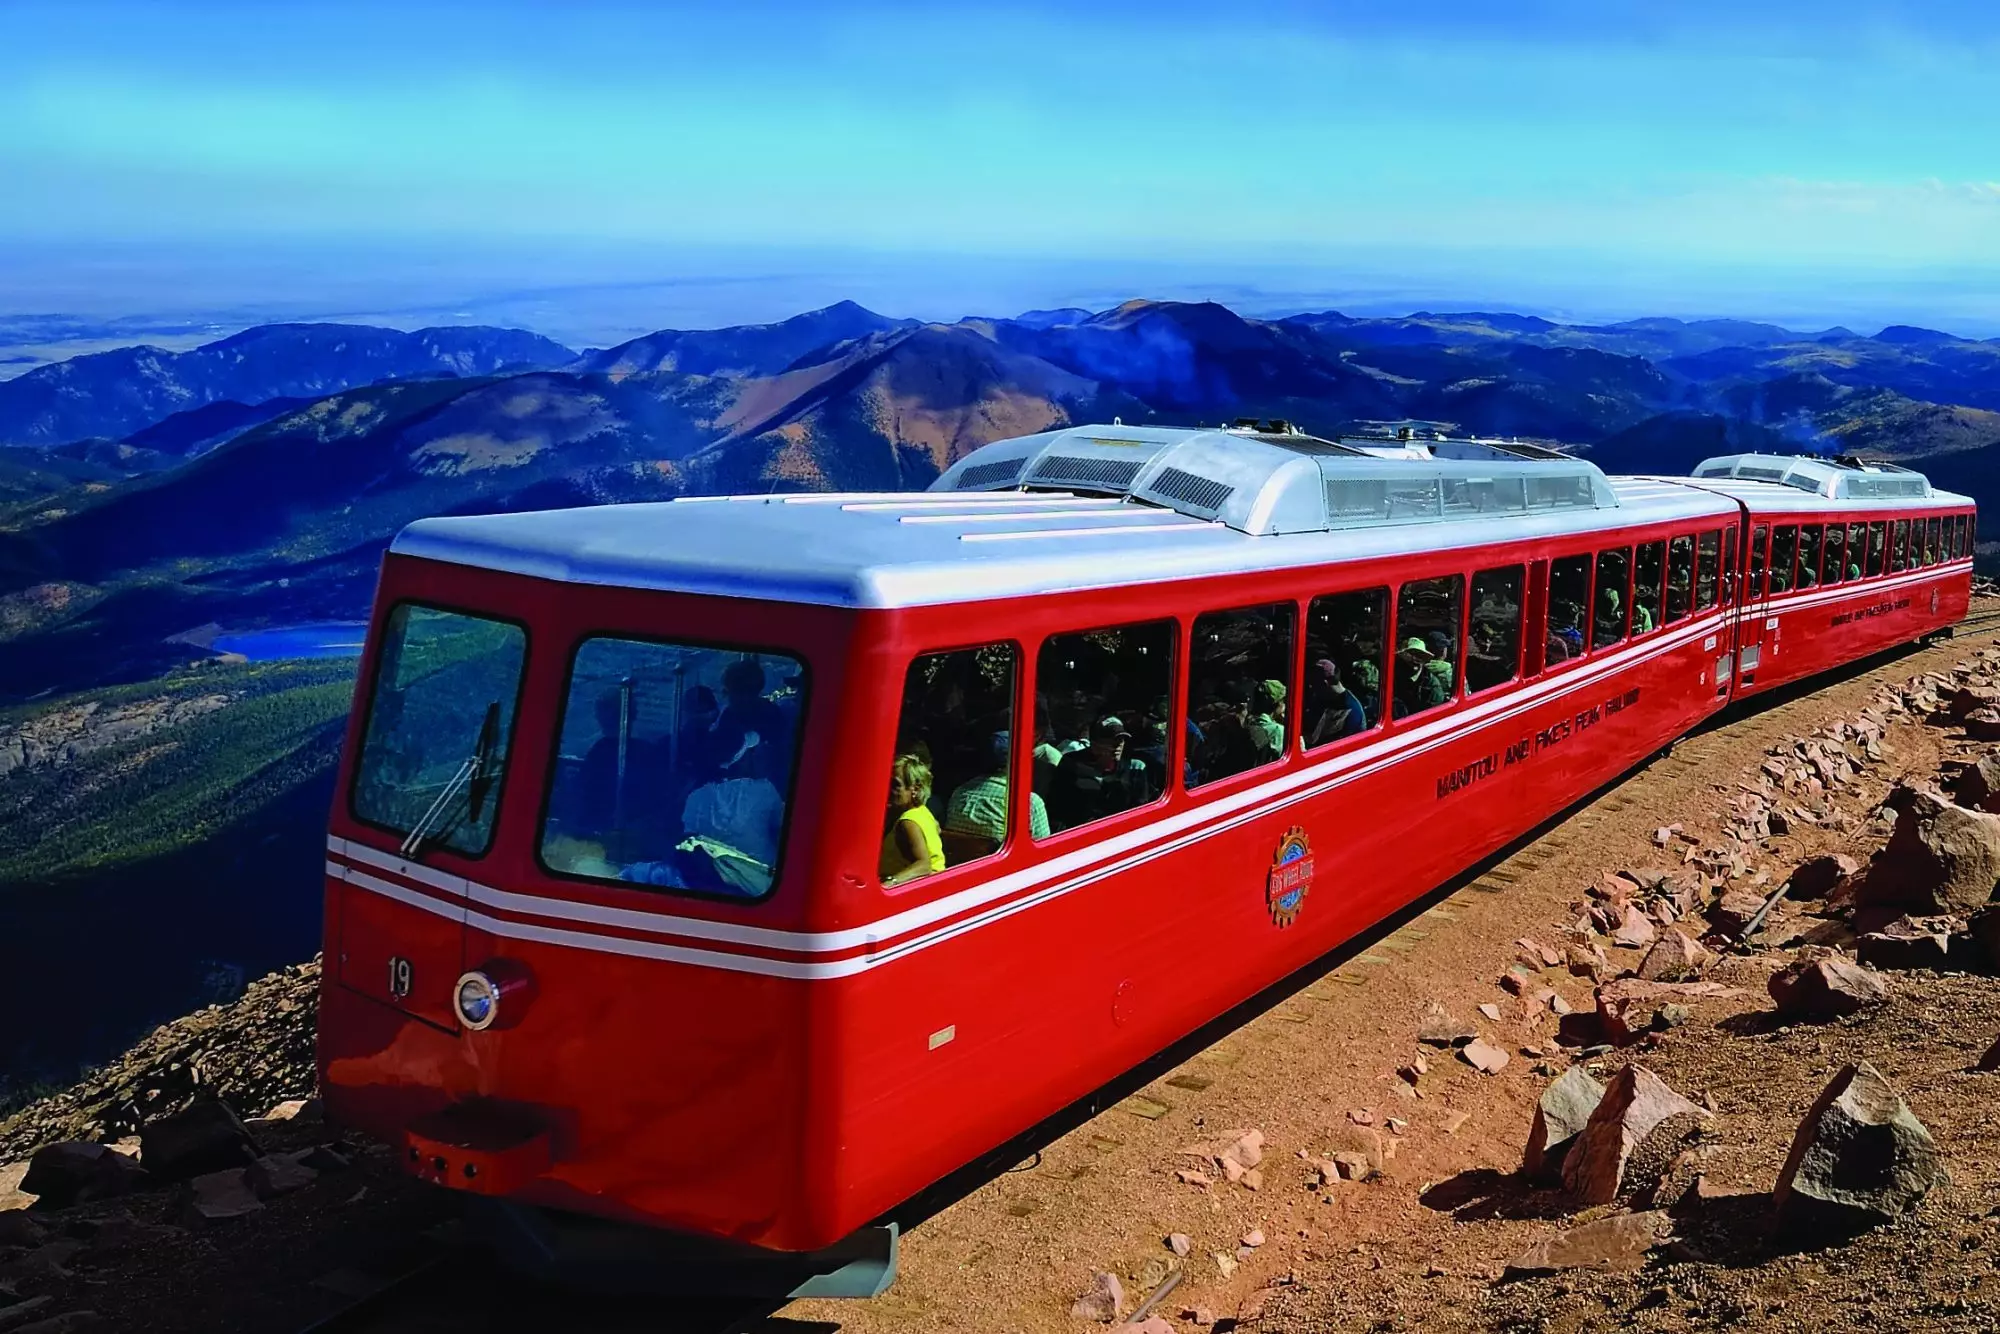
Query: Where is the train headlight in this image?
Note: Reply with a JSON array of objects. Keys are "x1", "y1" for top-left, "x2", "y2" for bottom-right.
[{"x1": 454, "y1": 972, "x2": 499, "y2": 1029}]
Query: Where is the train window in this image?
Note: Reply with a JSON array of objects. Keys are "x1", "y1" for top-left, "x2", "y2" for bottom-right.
[
  {"x1": 1891, "y1": 519, "x2": 1909, "y2": 571},
  {"x1": 1722, "y1": 526, "x2": 1739, "y2": 604},
  {"x1": 1546, "y1": 555, "x2": 1592, "y2": 665},
  {"x1": 1467, "y1": 566, "x2": 1523, "y2": 693},
  {"x1": 1796, "y1": 524, "x2": 1822, "y2": 589},
  {"x1": 1965, "y1": 515, "x2": 1976, "y2": 558},
  {"x1": 1749, "y1": 526, "x2": 1768, "y2": 601},
  {"x1": 1632, "y1": 541, "x2": 1665, "y2": 633},
  {"x1": 1955, "y1": 515, "x2": 1969, "y2": 559},
  {"x1": 1695, "y1": 531, "x2": 1720, "y2": 610},
  {"x1": 352, "y1": 604, "x2": 527, "y2": 859},
  {"x1": 1304, "y1": 587, "x2": 1387, "y2": 748},
  {"x1": 540, "y1": 638, "x2": 807, "y2": 899},
  {"x1": 876, "y1": 644, "x2": 1019, "y2": 883},
  {"x1": 1665, "y1": 536, "x2": 1695, "y2": 623},
  {"x1": 1038, "y1": 622, "x2": 1174, "y2": 835},
  {"x1": 1593, "y1": 548, "x2": 1631, "y2": 648},
  {"x1": 1928, "y1": 517, "x2": 1943, "y2": 565},
  {"x1": 1188, "y1": 603, "x2": 1295, "y2": 789},
  {"x1": 1393, "y1": 576, "x2": 1463, "y2": 719},
  {"x1": 1822, "y1": 524, "x2": 1846, "y2": 587},
  {"x1": 1770, "y1": 526, "x2": 1797, "y2": 594},
  {"x1": 1867, "y1": 522, "x2": 1887, "y2": 576},
  {"x1": 1845, "y1": 523, "x2": 1866, "y2": 579}
]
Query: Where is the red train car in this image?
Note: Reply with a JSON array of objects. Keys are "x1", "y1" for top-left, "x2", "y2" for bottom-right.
[{"x1": 315, "y1": 425, "x2": 1971, "y2": 1287}]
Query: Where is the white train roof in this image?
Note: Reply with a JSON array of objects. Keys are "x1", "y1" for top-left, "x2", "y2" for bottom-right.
[
  {"x1": 393, "y1": 424, "x2": 1752, "y2": 610},
  {"x1": 1676, "y1": 453, "x2": 1970, "y2": 515}
]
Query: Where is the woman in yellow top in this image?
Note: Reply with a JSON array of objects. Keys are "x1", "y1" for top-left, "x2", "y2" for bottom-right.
[{"x1": 880, "y1": 753, "x2": 945, "y2": 885}]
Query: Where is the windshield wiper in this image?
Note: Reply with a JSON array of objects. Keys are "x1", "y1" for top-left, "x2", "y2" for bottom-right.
[{"x1": 399, "y1": 701, "x2": 501, "y2": 859}]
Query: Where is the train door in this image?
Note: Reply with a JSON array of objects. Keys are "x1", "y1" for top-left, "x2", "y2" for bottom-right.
[{"x1": 1734, "y1": 523, "x2": 1770, "y2": 691}]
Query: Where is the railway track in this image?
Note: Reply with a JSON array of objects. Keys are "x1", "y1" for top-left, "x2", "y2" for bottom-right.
[{"x1": 295, "y1": 605, "x2": 2000, "y2": 1334}]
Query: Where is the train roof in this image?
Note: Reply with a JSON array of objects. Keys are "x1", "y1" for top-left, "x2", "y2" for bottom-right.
[
  {"x1": 1680, "y1": 453, "x2": 1971, "y2": 513},
  {"x1": 393, "y1": 425, "x2": 1744, "y2": 611}
]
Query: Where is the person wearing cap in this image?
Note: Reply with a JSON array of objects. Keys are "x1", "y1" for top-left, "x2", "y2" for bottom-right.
[
  {"x1": 1048, "y1": 714, "x2": 1140, "y2": 832},
  {"x1": 1305, "y1": 658, "x2": 1367, "y2": 746},
  {"x1": 1246, "y1": 679, "x2": 1287, "y2": 762},
  {"x1": 945, "y1": 730, "x2": 1049, "y2": 849},
  {"x1": 1395, "y1": 635, "x2": 1453, "y2": 716}
]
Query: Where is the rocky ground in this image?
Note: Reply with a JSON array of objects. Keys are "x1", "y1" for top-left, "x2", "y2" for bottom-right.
[{"x1": 3, "y1": 621, "x2": 2000, "y2": 1334}]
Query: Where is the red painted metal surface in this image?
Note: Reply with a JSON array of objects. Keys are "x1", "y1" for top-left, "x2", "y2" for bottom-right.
[{"x1": 317, "y1": 497, "x2": 1973, "y2": 1255}]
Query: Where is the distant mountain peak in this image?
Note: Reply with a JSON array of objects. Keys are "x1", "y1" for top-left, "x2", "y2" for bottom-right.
[{"x1": 1873, "y1": 324, "x2": 1961, "y2": 346}]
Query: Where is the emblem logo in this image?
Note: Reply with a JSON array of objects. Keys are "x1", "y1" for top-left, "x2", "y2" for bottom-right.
[{"x1": 1266, "y1": 826, "x2": 1314, "y2": 928}]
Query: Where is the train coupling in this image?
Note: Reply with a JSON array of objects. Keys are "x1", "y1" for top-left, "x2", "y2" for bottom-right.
[{"x1": 402, "y1": 1098, "x2": 552, "y2": 1196}]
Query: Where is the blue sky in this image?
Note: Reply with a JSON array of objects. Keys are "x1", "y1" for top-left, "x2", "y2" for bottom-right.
[{"x1": 4, "y1": 0, "x2": 1998, "y2": 335}]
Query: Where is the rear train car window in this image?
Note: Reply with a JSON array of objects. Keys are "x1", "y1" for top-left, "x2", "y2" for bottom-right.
[
  {"x1": 540, "y1": 638, "x2": 807, "y2": 900},
  {"x1": 1633, "y1": 541, "x2": 1665, "y2": 633},
  {"x1": 1867, "y1": 522, "x2": 1887, "y2": 576},
  {"x1": 1547, "y1": 555, "x2": 1591, "y2": 665},
  {"x1": 1695, "y1": 531, "x2": 1720, "y2": 610},
  {"x1": 1892, "y1": 520, "x2": 1909, "y2": 572},
  {"x1": 1394, "y1": 576, "x2": 1463, "y2": 719},
  {"x1": 1770, "y1": 526, "x2": 1798, "y2": 593},
  {"x1": 1665, "y1": 536, "x2": 1694, "y2": 622},
  {"x1": 879, "y1": 644, "x2": 1019, "y2": 884},
  {"x1": 1188, "y1": 604, "x2": 1294, "y2": 789},
  {"x1": 1467, "y1": 566, "x2": 1523, "y2": 694},
  {"x1": 1845, "y1": 523, "x2": 1866, "y2": 579},
  {"x1": 352, "y1": 604, "x2": 527, "y2": 859},
  {"x1": 1797, "y1": 524, "x2": 1822, "y2": 589},
  {"x1": 1593, "y1": 548, "x2": 1631, "y2": 648},
  {"x1": 1037, "y1": 622, "x2": 1173, "y2": 836},
  {"x1": 1822, "y1": 524, "x2": 1847, "y2": 586},
  {"x1": 1304, "y1": 587, "x2": 1387, "y2": 748}
]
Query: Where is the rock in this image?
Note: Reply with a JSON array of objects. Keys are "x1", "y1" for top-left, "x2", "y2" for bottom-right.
[
  {"x1": 1865, "y1": 783, "x2": 2000, "y2": 913},
  {"x1": 1653, "y1": 825, "x2": 1682, "y2": 847},
  {"x1": 296, "y1": 1144, "x2": 352, "y2": 1173},
  {"x1": 1789, "y1": 853, "x2": 1862, "y2": 900},
  {"x1": 1856, "y1": 915, "x2": 1963, "y2": 971},
  {"x1": 1442, "y1": 1111, "x2": 1471, "y2": 1136},
  {"x1": 1129, "y1": 1320, "x2": 1174, "y2": 1334},
  {"x1": 247, "y1": 1152, "x2": 318, "y2": 1199},
  {"x1": 1971, "y1": 904, "x2": 2000, "y2": 967},
  {"x1": 1978, "y1": 1035, "x2": 2000, "y2": 1073},
  {"x1": 1174, "y1": 1168, "x2": 1211, "y2": 1188},
  {"x1": 1595, "y1": 978, "x2": 1739, "y2": 1046},
  {"x1": 1711, "y1": 890, "x2": 1768, "y2": 938},
  {"x1": 184, "y1": 1167, "x2": 264, "y2": 1223},
  {"x1": 1637, "y1": 930, "x2": 1710, "y2": 982},
  {"x1": 1396, "y1": 1054, "x2": 1428, "y2": 1085},
  {"x1": 1504, "y1": 1210, "x2": 1672, "y2": 1275},
  {"x1": 1330, "y1": 1151, "x2": 1373, "y2": 1181},
  {"x1": 1167, "y1": 1231, "x2": 1192, "y2": 1257},
  {"x1": 1968, "y1": 709, "x2": 2000, "y2": 741},
  {"x1": 1240, "y1": 1227, "x2": 1264, "y2": 1248},
  {"x1": 1954, "y1": 752, "x2": 2000, "y2": 811},
  {"x1": 1775, "y1": 1061, "x2": 1946, "y2": 1236},
  {"x1": 140, "y1": 1100, "x2": 259, "y2": 1182},
  {"x1": 249, "y1": 1097, "x2": 320, "y2": 1126},
  {"x1": 1562, "y1": 1065, "x2": 1708, "y2": 1206},
  {"x1": 1516, "y1": 937, "x2": 1562, "y2": 969},
  {"x1": 1460, "y1": 1040, "x2": 1509, "y2": 1074},
  {"x1": 1768, "y1": 955, "x2": 1890, "y2": 1020},
  {"x1": 1417, "y1": 1001, "x2": 1475, "y2": 1047},
  {"x1": 1500, "y1": 970, "x2": 1533, "y2": 996},
  {"x1": 1523, "y1": 1067, "x2": 1605, "y2": 1181},
  {"x1": 0, "y1": 1208, "x2": 48, "y2": 1247},
  {"x1": 1566, "y1": 941, "x2": 1612, "y2": 980},
  {"x1": 1612, "y1": 906, "x2": 1658, "y2": 950},
  {"x1": 1071, "y1": 1271, "x2": 1124, "y2": 1322},
  {"x1": 1550, "y1": 993, "x2": 1575, "y2": 1016},
  {"x1": 1477, "y1": 1002, "x2": 1503, "y2": 1022},
  {"x1": 0, "y1": 1299, "x2": 54, "y2": 1332},
  {"x1": 1212, "y1": 1251, "x2": 1238, "y2": 1278},
  {"x1": 18, "y1": 1142, "x2": 148, "y2": 1209},
  {"x1": 0, "y1": 1162, "x2": 34, "y2": 1214}
]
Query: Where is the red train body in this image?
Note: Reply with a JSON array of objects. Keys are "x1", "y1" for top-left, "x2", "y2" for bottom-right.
[{"x1": 316, "y1": 430, "x2": 1972, "y2": 1263}]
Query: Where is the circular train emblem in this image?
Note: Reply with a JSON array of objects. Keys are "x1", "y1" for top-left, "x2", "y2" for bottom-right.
[{"x1": 1266, "y1": 826, "x2": 1314, "y2": 928}]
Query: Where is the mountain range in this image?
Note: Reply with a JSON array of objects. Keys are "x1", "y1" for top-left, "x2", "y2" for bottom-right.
[{"x1": 1, "y1": 297, "x2": 1997, "y2": 699}]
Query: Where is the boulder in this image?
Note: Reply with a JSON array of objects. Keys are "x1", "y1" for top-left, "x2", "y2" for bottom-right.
[
  {"x1": 1561, "y1": 1065, "x2": 1708, "y2": 1206},
  {"x1": 1789, "y1": 853, "x2": 1862, "y2": 901},
  {"x1": 1711, "y1": 890, "x2": 1768, "y2": 938},
  {"x1": 0, "y1": 1160, "x2": 34, "y2": 1214},
  {"x1": 140, "y1": 1100, "x2": 259, "y2": 1182},
  {"x1": 1566, "y1": 941, "x2": 1612, "y2": 980},
  {"x1": 1972, "y1": 904, "x2": 2000, "y2": 967},
  {"x1": 1637, "y1": 930, "x2": 1710, "y2": 982},
  {"x1": 1953, "y1": 752, "x2": 2000, "y2": 812},
  {"x1": 1768, "y1": 955, "x2": 1889, "y2": 1020},
  {"x1": 183, "y1": 1168, "x2": 264, "y2": 1223},
  {"x1": 1503, "y1": 1210, "x2": 1672, "y2": 1275},
  {"x1": 1612, "y1": 906, "x2": 1658, "y2": 950},
  {"x1": 1070, "y1": 1271, "x2": 1124, "y2": 1323},
  {"x1": 1522, "y1": 1067, "x2": 1605, "y2": 1181},
  {"x1": 1775, "y1": 1061, "x2": 1946, "y2": 1236},
  {"x1": 0, "y1": 1207, "x2": 48, "y2": 1247},
  {"x1": 1864, "y1": 783, "x2": 2000, "y2": 913},
  {"x1": 1978, "y1": 1035, "x2": 2000, "y2": 1073},
  {"x1": 1417, "y1": 1000, "x2": 1476, "y2": 1047},
  {"x1": 18, "y1": 1142, "x2": 149, "y2": 1209},
  {"x1": 1855, "y1": 915, "x2": 1963, "y2": 971}
]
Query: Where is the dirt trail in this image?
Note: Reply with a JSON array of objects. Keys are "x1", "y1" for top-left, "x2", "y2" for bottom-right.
[{"x1": 785, "y1": 617, "x2": 2000, "y2": 1334}]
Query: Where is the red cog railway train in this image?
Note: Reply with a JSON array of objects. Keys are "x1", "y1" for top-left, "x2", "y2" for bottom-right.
[{"x1": 316, "y1": 423, "x2": 1974, "y2": 1285}]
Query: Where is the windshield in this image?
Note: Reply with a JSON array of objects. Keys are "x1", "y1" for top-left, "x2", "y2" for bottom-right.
[
  {"x1": 351, "y1": 604, "x2": 527, "y2": 857},
  {"x1": 540, "y1": 637, "x2": 807, "y2": 900}
]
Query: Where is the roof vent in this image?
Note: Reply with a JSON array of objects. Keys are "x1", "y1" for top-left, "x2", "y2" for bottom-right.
[
  {"x1": 1147, "y1": 466, "x2": 1236, "y2": 514},
  {"x1": 953, "y1": 459, "x2": 1025, "y2": 490},
  {"x1": 1026, "y1": 454, "x2": 1145, "y2": 492}
]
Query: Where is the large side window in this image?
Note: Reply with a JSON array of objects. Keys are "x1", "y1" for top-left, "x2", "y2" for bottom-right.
[
  {"x1": 1748, "y1": 526, "x2": 1767, "y2": 601},
  {"x1": 1467, "y1": 566, "x2": 1523, "y2": 693},
  {"x1": 1393, "y1": 576, "x2": 1463, "y2": 719},
  {"x1": 1844, "y1": 522, "x2": 1866, "y2": 579},
  {"x1": 1962, "y1": 514, "x2": 1974, "y2": 559},
  {"x1": 1722, "y1": 525, "x2": 1739, "y2": 604},
  {"x1": 1796, "y1": 524, "x2": 1822, "y2": 589},
  {"x1": 1770, "y1": 526, "x2": 1797, "y2": 594},
  {"x1": 354, "y1": 605, "x2": 527, "y2": 859},
  {"x1": 1593, "y1": 548, "x2": 1631, "y2": 648},
  {"x1": 1304, "y1": 587, "x2": 1387, "y2": 748},
  {"x1": 1695, "y1": 530, "x2": 1720, "y2": 610},
  {"x1": 1632, "y1": 540, "x2": 1665, "y2": 633},
  {"x1": 1666, "y1": 535, "x2": 1695, "y2": 622},
  {"x1": 1547, "y1": 554, "x2": 1592, "y2": 665},
  {"x1": 1037, "y1": 621, "x2": 1174, "y2": 834},
  {"x1": 541, "y1": 638, "x2": 806, "y2": 899},
  {"x1": 1929, "y1": 516, "x2": 1944, "y2": 565},
  {"x1": 1187, "y1": 604, "x2": 1294, "y2": 789},
  {"x1": 878, "y1": 644, "x2": 1018, "y2": 884},
  {"x1": 1954, "y1": 515, "x2": 1968, "y2": 559},
  {"x1": 1867, "y1": 521, "x2": 1887, "y2": 577},
  {"x1": 1891, "y1": 519, "x2": 1909, "y2": 572},
  {"x1": 1822, "y1": 523, "x2": 1847, "y2": 587}
]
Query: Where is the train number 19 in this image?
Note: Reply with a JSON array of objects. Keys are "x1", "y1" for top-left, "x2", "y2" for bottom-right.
[{"x1": 387, "y1": 955, "x2": 413, "y2": 998}]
